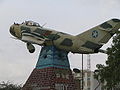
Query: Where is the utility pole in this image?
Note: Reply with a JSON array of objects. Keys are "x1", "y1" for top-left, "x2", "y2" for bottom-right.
[
  {"x1": 87, "y1": 54, "x2": 91, "y2": 90},
  {"x1": 82, "y1": 54, "x2": 84, "y2": 90},
  {"x1": 87, "y1": 54, "x2": 91, "y2": 71}
]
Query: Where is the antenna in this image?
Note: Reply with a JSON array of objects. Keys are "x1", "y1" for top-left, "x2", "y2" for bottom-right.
[{"x1": 41, "y1": 23, "x2": 47, "y2": 27}]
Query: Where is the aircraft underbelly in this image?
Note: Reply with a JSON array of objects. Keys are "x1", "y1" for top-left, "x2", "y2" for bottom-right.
[
  {"x1": 54, "y1": 42, "x2": 93, "y2": 54},
  {"x1": 22, "y1": 31, "x2": 99, "y2": 54},
  {"x1": 78, "y1": 47, "x2": 94, "y2": 54},
  {"x1": 53, "y1": 37, "x2": 91, "y2": 53},
  {"x1": 22, "y1": 35, "x2": 45, "y2": 45}
]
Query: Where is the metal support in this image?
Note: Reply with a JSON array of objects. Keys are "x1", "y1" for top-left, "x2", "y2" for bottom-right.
[{"x1": 82, "y1": 54, "x2": 84, "y2": 90}]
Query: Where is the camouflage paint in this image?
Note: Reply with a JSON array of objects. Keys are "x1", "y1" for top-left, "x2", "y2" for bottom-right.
[
  {"x1": 34, "y1": 28, "x2": 60, "y2": 40},
  {"x1": 112, "y1": 19, "x2": 120, "y2": 22},
  {"x1": 10, "y1": 19, "x2": 120, "y2": 54},
  {"x1": 100, "y1": 22, "x2": 113, "y2": 29},
  {"x1": 82, "y1": 41, "x2": 102, "y2": 50},
  {"x1": 21, "y1": 26, "x2": 31, "y2": 32},
  {"x1": 34, "y1": 28, "x2": 47, "y2": 35},
  {"x1": 60, "y1": 38, "x2": 73, "y2": 46},
  {"x1": 46, "y1": 34, "x2": 60, "y2": 40}
]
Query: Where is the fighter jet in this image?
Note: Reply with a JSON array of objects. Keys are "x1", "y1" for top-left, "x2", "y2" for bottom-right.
[{"x1": 9, "y1": 19, "x2": 120, "y2": 54}]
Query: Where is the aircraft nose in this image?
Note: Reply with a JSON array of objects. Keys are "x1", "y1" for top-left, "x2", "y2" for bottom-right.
[{"x1": 9, "y1": 25, "x2": 16, "y2": 37}]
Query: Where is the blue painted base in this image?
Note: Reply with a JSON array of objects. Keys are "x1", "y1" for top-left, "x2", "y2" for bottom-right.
[{"x1": 36, "y1": 46, "x2": 70, "y2": 69}]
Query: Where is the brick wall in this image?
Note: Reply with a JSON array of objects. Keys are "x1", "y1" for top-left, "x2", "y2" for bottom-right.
[{"x1": 22, "y1": 67, "x2": 76, "y2": 90}]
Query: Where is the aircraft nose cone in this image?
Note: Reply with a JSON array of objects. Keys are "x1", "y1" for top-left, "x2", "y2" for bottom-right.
[{"x1": 9, "y1": 26, "x2": 16, "y2": 37}]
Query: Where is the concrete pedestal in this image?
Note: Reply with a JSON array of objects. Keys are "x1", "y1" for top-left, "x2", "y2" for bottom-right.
[{"x1": 22, "y1": 46, "x2": 76, "y2": 90}]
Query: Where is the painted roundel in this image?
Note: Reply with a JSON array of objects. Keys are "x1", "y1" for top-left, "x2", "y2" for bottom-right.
[{"x1": 92, "y1": 30, "x2": 98, "y2": 38}]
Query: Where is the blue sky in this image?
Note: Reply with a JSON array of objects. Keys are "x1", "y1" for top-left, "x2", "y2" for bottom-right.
[{"x1": 0, "y1": 0, "x2": 120, "y2": 84}]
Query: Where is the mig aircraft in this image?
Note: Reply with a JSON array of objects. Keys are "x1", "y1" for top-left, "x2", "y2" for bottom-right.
[{"x1": 9, "y1": 19, "x2": 120, "y2": 54}]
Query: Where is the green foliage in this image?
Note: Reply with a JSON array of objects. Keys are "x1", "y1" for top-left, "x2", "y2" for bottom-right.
[
  {"x1": 0, "y1": 81, "x2": 22, "y2": 90},
  {"x1": 94, "y1": 32, "x2": 120, "y2": 90}
]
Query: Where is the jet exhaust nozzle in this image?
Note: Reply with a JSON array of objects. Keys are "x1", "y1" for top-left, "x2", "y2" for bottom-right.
[{"x1": 98, "y1": 49, "x2": 107, "y2": 54}]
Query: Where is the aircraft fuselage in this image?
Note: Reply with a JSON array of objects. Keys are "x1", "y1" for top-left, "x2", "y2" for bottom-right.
[
  {"x1": 10, "y1": 19, "x2": 120, "y2": 54},
  {"x1": 10, "y1": 22, "x2": 95, "y2": 54}
]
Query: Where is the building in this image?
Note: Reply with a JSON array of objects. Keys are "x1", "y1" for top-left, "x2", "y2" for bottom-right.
[{"x1": 73, "y1": 70, "x2": 102, "y2": 90}]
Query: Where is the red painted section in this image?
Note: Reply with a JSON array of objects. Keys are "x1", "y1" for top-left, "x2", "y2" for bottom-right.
[{"x1": 22, "y1": 67, "x2": 76, "y2": 90}]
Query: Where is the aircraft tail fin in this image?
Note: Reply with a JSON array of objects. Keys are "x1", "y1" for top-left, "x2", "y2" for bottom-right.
[{"x1": 76, "y1": 19, "x2": 120, "y2": 45}]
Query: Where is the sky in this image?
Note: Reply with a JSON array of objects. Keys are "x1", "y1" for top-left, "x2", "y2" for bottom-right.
[{"x1": 0, "y1": 0, "x2": 120, "y2": 84}]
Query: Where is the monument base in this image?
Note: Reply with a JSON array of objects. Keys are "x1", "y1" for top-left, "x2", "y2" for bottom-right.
[
  {"x1": 22, "y1": 67, "x2": 76, "y2": 90},
  {"x1": 22, "y1": 46, "x2": 76, "y2": 90}
]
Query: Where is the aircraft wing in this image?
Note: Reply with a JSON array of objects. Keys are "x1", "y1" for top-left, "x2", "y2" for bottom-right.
[
  {"x1": 76, "y1": 18, "x2": 120, "y2": 53},
  {"x1": 77, "y1": 19, "x2": 120, "y2": 44}
]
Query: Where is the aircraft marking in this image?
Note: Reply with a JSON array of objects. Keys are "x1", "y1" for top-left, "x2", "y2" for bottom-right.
[{"x1": 92, "y1": 30, "x2": 98, "y2": 38}]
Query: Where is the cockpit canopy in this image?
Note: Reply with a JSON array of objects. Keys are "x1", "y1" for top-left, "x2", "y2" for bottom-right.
[{"x1": 22, "y1": 21, "x2": 41, "y2": 27}]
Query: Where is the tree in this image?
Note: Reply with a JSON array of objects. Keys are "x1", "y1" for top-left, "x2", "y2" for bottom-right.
[
  {"x1": 94, "y1": 32, "x2": 120, "y2": 90},
  {"x1": 0, "y1": 81, "x2": 22, "y2": 90}
]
